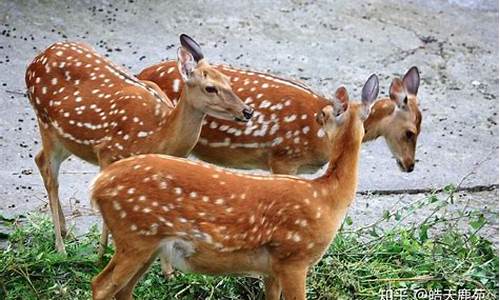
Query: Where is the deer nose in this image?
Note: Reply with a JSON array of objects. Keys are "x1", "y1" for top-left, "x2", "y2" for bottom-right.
[
  {"x1": 407, "y1": 163, "x2": 414, "y2": 173},
  {"x1": 242, "y1": 107, "x2": 254, "y2": 120}
]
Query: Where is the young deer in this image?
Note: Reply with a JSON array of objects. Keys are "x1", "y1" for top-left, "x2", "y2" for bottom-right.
[
  {"x1": 25, "y1": 34, "x2": 253, "y2": 254},
  {"x1": 90, "y1": 74, "x2": 379, "y2": 300},
  {"x1": 139, "y1": 63, "x2": 421, "y2": 174}
]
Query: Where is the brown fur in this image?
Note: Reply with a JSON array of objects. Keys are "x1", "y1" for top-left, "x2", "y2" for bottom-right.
[
  {"x1": 25, "y1": 41, "x2": 249, "y2": 255},
  {"x1": 90, "y1": 88, "x2": 368, "y2": 299},
  {"x1": 138, "y1": 61, "x2": 422, "y2": 174}
]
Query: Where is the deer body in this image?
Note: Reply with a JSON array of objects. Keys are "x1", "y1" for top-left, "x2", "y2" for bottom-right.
[
  {"x1": 139, "y1": 62, "x2": 421, "y2": 174},
  {"x1": 90, "y1": 76, "x2": 379, "y2": 300},
  {"x1": 26, "y1": 43, "x2": 175, "y2": 163},
  {"x1": 25, "y1": 36, "x2": 251, "y2": 254}
]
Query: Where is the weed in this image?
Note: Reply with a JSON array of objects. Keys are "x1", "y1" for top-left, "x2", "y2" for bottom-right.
[{"x1": 0, "y1": 187, "x2": 497, "y2": 299}]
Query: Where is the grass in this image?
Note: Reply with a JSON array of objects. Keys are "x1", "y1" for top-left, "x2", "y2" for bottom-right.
[{"x1": 0, "y1": 185, "x2": 498, "y2": 299}]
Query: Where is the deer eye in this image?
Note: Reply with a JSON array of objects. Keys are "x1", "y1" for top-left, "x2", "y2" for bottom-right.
[
  {"x1": 205, "y1": 86, "x2": 218, "y2": 94},
  {"x1": 334, "y1": 107, "x2": 344, "y2": 117},
  {"x1": 406, "y1": 130, "x2": 415, "y2": 139}
]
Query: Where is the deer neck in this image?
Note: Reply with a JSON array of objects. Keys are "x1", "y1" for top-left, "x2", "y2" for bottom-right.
[
  {"x1": 158, "y1": 88, "x2": 206, "y2": 157},
  {"x1": 362, "y1": 99, "x2": 396, "y2": 142},
  {"x1": 314, "y1": 115, "x2": 363, "y2": 210}
]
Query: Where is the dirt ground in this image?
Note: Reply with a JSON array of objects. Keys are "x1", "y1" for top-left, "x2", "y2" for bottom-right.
[{"x1": 0, "y1": 0, "x2": 498, "y2": 244}]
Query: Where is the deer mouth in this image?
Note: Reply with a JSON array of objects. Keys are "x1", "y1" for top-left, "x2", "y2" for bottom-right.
[
  {"x1": 234, "y1": 116, "x2": 250, "y2": 123},
  {"x1": 234, "y1": 107, "x2": 254, "y2": 123},
  {"x1": 396, "y1": 159, "x2": 414, "y2": 173}
]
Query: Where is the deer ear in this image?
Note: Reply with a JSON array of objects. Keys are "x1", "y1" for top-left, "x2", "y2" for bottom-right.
[
  {"x1": 315, "y1": 106, "x2": 331, "y2": 126},
  {"x1": 362, "y1": 74, "x2": 379, "y2": 105},
  {"x1": 361, "y1": 74, "x2": 379, "y2": 118},
  {"x1": 403, "y1": 66, "x2": 420, "y2": 96},
  {"x1": 179, "y1": 34, "x2": 204, "y2": 62},
  {"x1": 177, "y1": 47, "x2": 196, "y2": 82},
  {"x1": 334, "y1": 86, "x2": 349, "y2": 113},
  {"x1": 389, "y1": 77, "x2": 408, "y2": 110},
  {"x1": 330, "y1": 86, "x2": 350, "y2": 124}
]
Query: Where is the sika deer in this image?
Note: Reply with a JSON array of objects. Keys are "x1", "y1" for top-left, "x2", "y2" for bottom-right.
[
  {"x1": 364, "y1": 67, "x2": 421, "y2": 172},
  {"x1": 25, "y1": 34, "x2": 252, "y2": 254},
  {"x1": 139, "y1": 63, "x2": 421, "y2": 174},
  {"x1": 90, "y1": 74, "x2": 379, "y2": 300}
]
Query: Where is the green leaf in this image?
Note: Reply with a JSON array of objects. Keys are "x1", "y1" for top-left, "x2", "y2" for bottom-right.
[
  {"x1": 369, "y1": 227, "x2": 379, "y2": 238},
  {"x1": 419, "y1": 224, "x2": 429, "y2": 242},
  {"x1": 36, "y1": 251, "x2": 44, "y2": 260},
  {"x1": 469, "y1": 214, "x2": 487, "y2": 230},
  {"x1": 443, "y1": 184, "x2": 456, "y2": 194}
]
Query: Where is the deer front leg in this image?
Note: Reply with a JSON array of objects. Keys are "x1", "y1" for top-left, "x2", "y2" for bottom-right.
[
  {"x1": 96, "y1": 153, "x2": 114, "y2": 263},
  {"x1": 276, "y1": 266, "x2": 307, "y2": 300},
  {"x1": 264, "y1": 275, "x2": 281, "y2": 300},
  {"x1": 34, "y1": 133, "x2": 70, "y2": 253},
  {"x1": 98, "y1": 224, "x2": 109, "y2": 263}
]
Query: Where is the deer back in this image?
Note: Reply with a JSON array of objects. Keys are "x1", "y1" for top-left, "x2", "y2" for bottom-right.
[
  {"x1": 138, "y1": 61, "x2": 332, "y2": 170},
  {"x1": 25, "y1": 42, "x2": 173, "y2": 162}
]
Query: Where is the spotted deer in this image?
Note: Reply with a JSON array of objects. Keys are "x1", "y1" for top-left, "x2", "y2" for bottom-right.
[
  {"x1": 25, "y1": 34, "x2": 253, "y2": 255},
  {"x1": 90, "y1": 74, "x2": 379, "y2": 300},
  {"x1": 139, "y1": 63, "x2": 421, "y2": 174}
]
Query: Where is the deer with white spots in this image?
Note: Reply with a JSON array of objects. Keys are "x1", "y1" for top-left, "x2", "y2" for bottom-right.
[
  {"x1": 90, "y1": 74, "x2": 379, "y2": 300},
  {"x1": 25, "y1": 34, "x2": 253, "y2": 255},
  {"x1": 139, "y1": 63, "x2": 421, "y2": 174}
]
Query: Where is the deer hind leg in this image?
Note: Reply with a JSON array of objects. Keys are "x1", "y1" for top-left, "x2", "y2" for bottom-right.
[
  {"x1": 264, "y1": 275, "x2": 281, "y2": 300},
  {"x1": 115, "y1": 252, "x2": 159, "y2": 300},
  {"x1": 92, "y1": 246, "x2": 158, "y2": 300},
  {"x1": 34, "y1": 130, "x2": 71, "y2": 253},
  {"x1": 276, "y1": 266, "x2": 307, "y2": 300},
  {"x1": 91, "y1": 254, "x2": 118, "y2": 295}
]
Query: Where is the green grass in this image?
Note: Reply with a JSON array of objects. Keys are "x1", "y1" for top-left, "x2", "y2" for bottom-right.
[{"x1": 0, "y1": 186, "x2": 498, "y2": 299}]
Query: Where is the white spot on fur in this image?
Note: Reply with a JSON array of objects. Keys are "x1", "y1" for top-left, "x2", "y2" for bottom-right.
[
  {"x1": 172, "y1": 79, "x2": 180, "y2": 92},
  {"x1": 317, "y1": 128, "x2": 326, "y2": 138},
  {"x1": 284, "y1": 115, "x2": 297, "y2": 123},
  {"x1": 259, "y1": 100, "x2": 271, "y2": 109}
]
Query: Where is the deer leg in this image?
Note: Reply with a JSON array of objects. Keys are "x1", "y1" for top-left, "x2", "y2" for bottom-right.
[
  {"x1": 91, "y1": 254, "x2": 118, "y2": 294},
  {"x1": 34, "y1": 131, "x2": 70, "y2": 253},
  {"x1": 264, "y1": 275, "x2": 281, "y2": 300},
  {"x1": 92, "y1": 246, "x2": 158, "y2": 300},
  {"x1": 96, "y1": 156, "x2": 113, "y2": 263},
  {"x1": 115, "y1": 252, "x2": 159, "y2": 300},
  {"x1": 97, "y1": 224, "x2": 109, "y2": 264},
  {"x1": 276, "y1": 266, "x2": 307, "y2": 300}
]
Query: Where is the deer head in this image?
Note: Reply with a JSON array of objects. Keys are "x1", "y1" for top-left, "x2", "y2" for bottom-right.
[
  {"x1": 317, "y1": 74, "x2": 380, "y2": 146},
  {"x1": 383, "y1": 66, "x2": 422, "y2": 172},
  {"x1": 177, "y1": 34, "x2": 254, "y2": 122}
]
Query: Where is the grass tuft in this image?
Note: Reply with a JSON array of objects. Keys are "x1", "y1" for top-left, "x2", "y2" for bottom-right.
[{"x1": 0, "y1": 187, "x2": 498, "y2": 299}]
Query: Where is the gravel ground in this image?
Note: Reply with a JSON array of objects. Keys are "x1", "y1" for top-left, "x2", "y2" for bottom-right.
[{"x1": 0, "y1": 0, "x2": 497, "y2": 244}]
